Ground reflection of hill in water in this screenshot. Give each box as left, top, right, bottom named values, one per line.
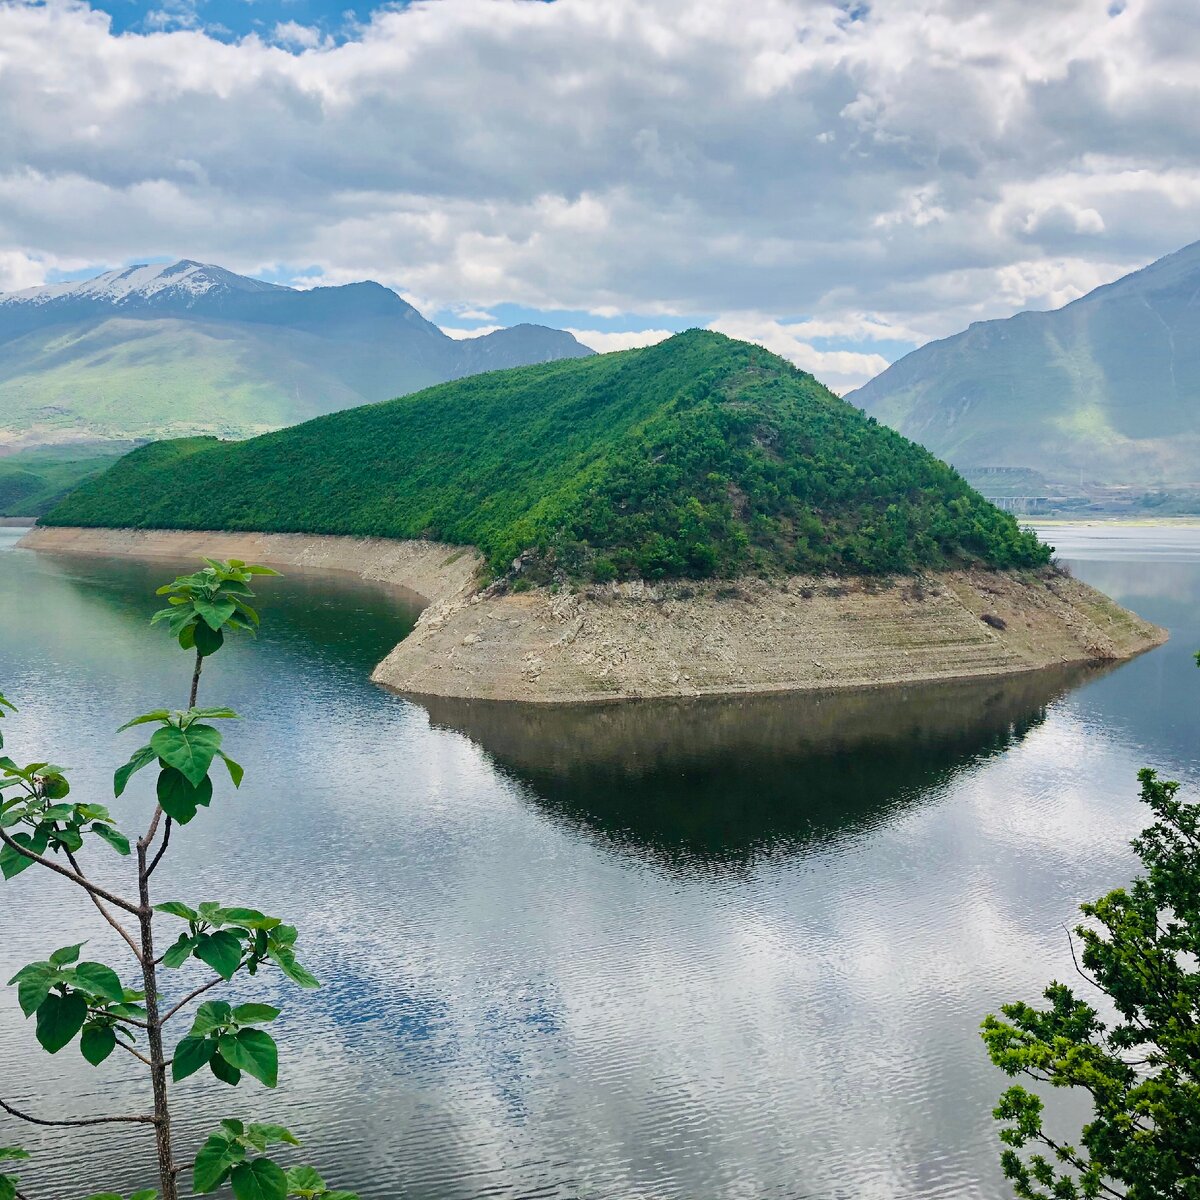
left=421, top=666, right=1107, bottom=867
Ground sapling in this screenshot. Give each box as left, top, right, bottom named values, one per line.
left=0, top=560, right=356, bottom=1200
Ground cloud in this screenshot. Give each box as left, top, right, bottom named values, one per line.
left=0, top=0, right=1198, bottom=376
left=563, top=329, right=675, bottom=354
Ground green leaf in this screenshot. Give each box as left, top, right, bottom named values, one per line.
left=114, top=745, right=158, bottom=798
left=161, top=933, right=198, bottom=970
left=193, top=598, right=237, bottom=632
left=190, top=1000, right=233, bottom=1035
left=248, top=1125, right=299, bottom=1148
left=284, top=1167, right=325, bottom=1198
left=73, top=961, right=125, bottom=1003
left=150, top=724, right=222, bottom=787
left=269, top=946, right=320, bottom=989
left=222, top=908, right=274, bottom=928
left=116, top=710, right=170, bottom=732
left=231, top=1003, right=280, bottom=1025
left=171, top=1035, right=216, bottom=1081
left=178, top=622, right=197, bottom=651
left=193, top=1134, right=240, bottom=1193
left=194, top=930, right=243, bottom=980
left=156, top=767, right=212, bottom=825
left=35, top=991, right=87, bottom=1053
left=12, top=963, right=56, bottom=1017
left=80, top=1023, right=117, bottom=1065
left=0, top=829, right=48, bottom=879
left=89, top=823, right=131, bottom=856
left=209, top=1053, right=241, bottom=1086
left=190, top=708, right=239, bottom=720
left=0, top=1151, right=29, bottom=1163
left=49, top=943, right=84, bottom=966
left=193, top=622, right=224, bottom=658
left=130, top=1190, right=159, bottom=1200
left=218, top=1028, right=278, bottom=1087
left=231, top=1158, right=287, bottom=1200
left=39, top=773, right=70, bottom=800
left=155, top=900, right=200, bottom=921
left=0, top=1177, right=15, bottom=1200
left=218, top=751, right=244, bottom=789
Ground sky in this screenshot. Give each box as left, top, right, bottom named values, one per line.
left=1, top=0, right=1199, bottom=392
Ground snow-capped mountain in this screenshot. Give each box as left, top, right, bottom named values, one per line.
left=0, top=260, right=593, bottom=451
left=0, top=260, right=286, bottom=309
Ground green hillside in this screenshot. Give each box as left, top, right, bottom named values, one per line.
left=0, top=447, right=123, bottom=516
left=46, top=331, right=1049, bottom=580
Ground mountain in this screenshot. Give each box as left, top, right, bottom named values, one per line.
left=848, top=240, right=1200, bottom=490
left=0, top=260, right=592, bottom=450
left=45, top=330, right=1049, bottom=578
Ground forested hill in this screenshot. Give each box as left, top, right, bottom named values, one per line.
left=46, top=331, right=1050, bottom=581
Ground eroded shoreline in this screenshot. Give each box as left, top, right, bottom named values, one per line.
left=20, top=526, right=1168, bottom=704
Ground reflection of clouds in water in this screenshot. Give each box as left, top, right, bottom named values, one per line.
left=4, top=533, right=1200, bottom=1200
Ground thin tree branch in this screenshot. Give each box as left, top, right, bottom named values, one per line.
left=161, top=968, right=240, bottom=1024
left=0, top=827, right=139, bottom=915
left=140, top=805, right=165, bottom=854
left=65, top=849, right=144, bottom=963
left=0, top=1097, right=155, bottom=1127
left=116, top=1041, right=155, bottom=1068
left=87, top=1007, right=148, bottom=1030
left=146, top=817, right=173, bottom=879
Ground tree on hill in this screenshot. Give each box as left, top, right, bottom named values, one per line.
left=981, top=766, right=1200, bottom=1198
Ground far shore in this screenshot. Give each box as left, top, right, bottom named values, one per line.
left=19, top=525, right=1168, bottom=706
left=1025, top=516, right=1200, bottom=527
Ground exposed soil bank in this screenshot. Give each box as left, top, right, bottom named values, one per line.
left=21, top=526, right=1166, bottom=704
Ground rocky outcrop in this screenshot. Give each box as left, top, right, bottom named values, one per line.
left=21, top=527, right=1167, bottom=705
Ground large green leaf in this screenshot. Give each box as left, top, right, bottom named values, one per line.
left=194, top=931, right=243, bottom=980
left=0, top=829, right=48, bottom=879
left=193, top=598, right=236, bottom=632
left=231, top=1003, right=279, bottom=1026
left=49, top=943, right=83, bottom=966
left=171, top=1035, right=216, bottom=1081
left=156, top=767, right=213, bottom=825
left=193, top=1134, right=240, bottom=1193
left=35, top=991, right=88, bottom=1053
left=217, top=1029, right=278, bottom=1087
left=89, top=823, right=131, bottom=856
left=154, top=900, right=199, bottom=921
left=193, top=622, right=224, bottom=658
left=73, top=962, right=125, bottom=1002
left=190, top=1000, right=233, bottom=1035
left=80, top=1024, right=117, bottom=1065
left=209, top=1053, right=241, bottom=1086
left=230, top=1159, right=287, bottom=1200
left=150, top=724, right=221, bottom=787
left=161, top=934, right=198, bottom=969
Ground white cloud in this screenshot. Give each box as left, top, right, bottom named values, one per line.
left=707, top=317, right=891, bottom=394
left=0, top=0, right=1198, bottom=379
left=564, top=328, right=675, bottom=354
left=439, top=324, right=502, bottom=340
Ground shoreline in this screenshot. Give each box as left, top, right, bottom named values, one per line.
left=20, top=525, right=1168, bottom=705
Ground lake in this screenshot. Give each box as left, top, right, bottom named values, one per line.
left=1, top=523, right=1197, bottom=1200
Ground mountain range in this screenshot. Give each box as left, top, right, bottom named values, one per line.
left=849, top=240, right=1200, bottom=494
left=0, top=260, right=592, bottom=451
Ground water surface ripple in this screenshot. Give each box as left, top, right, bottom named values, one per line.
left=0, top=525, right=1197, bottom=1199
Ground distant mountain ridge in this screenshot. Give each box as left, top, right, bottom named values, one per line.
left=848, top=240, right=1200, bottom=490
left=0, top=260, right=593, bottom=450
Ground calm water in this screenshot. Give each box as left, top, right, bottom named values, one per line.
left=0, top=524, right=1197, bottom=1200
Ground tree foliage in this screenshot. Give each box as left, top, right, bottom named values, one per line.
left=44, top=331, right=1050, bottom=581
left=982, top=768, right=1200, bottom=1198
left=0, top=561, right=356, bottom=1200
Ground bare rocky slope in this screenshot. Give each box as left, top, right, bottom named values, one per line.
left=21, top=527, right=1166, bottom=704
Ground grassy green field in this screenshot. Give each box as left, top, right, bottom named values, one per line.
left=0, top=447, right=125, bottom=516
left=47, top=331, right=1050, bottom=580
